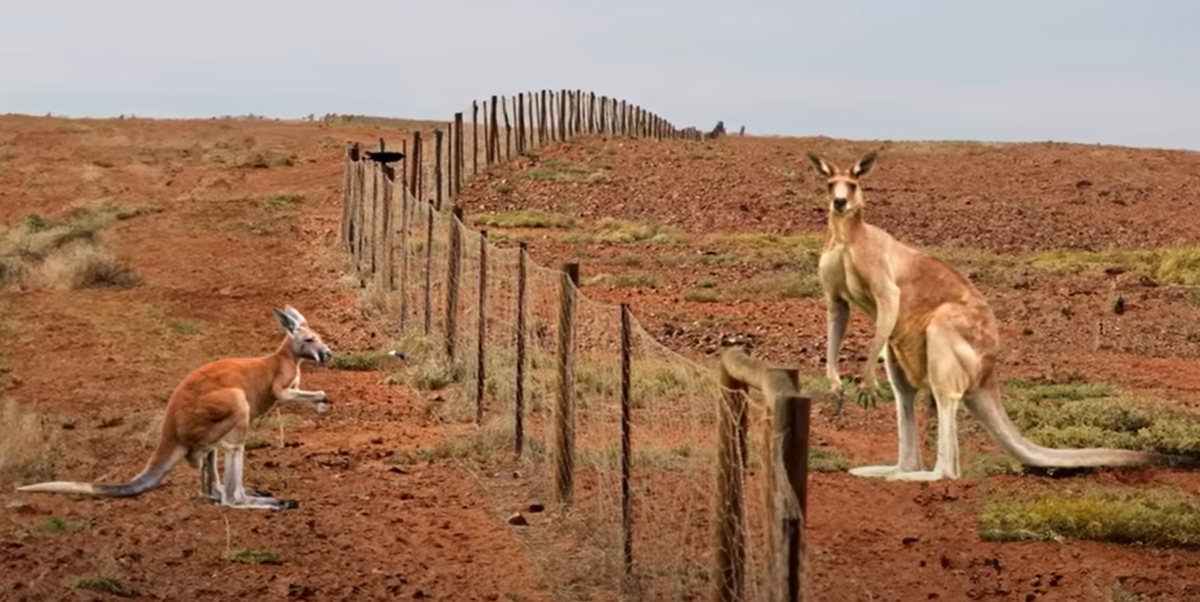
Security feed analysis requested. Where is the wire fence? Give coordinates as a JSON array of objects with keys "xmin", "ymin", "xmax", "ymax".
[{"xmin": 337, "ymin": 89, "xmax": 809, "ymax": 602}]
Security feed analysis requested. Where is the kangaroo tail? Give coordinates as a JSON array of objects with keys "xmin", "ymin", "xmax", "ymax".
[
  {"xmin": 970, "ymin": 383, "xmax": 1199, "ymax": 469},
  {"xmin": 18, "ymin": 438, "xmax": 187, "ymax": 498}
]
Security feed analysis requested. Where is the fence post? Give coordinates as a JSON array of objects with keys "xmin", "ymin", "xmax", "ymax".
[
  {"xmin": 432, "ymin": 130, "xmax": 442, "ymax": 212},
  {"xmin": 399, "ymin": 140, "xmax": 410, "ymax": 330},
  {"xmin": 514, "ymin": 242, "xmax": 528, "ymax": 456},
  {"xmin": 715, "ymin": 369, "xmax": 747, "ymax": 602},
  {"xmin": 516, "ymin": 93, "xmax": 525, "ymax": 155},
  {"xmin": 553, "ymin": 262, "xmax": 580, "ymax": 505},
  {"xmin": 472, "ymin": 101, "xmax": 479, "ymax": 176},
  {"xmin": 558, "ymin": 90, "xmax": 568, "ymax": 141},
  {"xmin": 455, "ymin": 112, "xmax": 464, "ymax": 195},
  {"xmin": 446, "ymin": 120, "xmax": 455, "ymax": 202},
  {"xmin": 445, "ymin": 205, "xmax": 463, "ymax": 362},
  {"xmin": 503, "ymin": 98, "xmax": 512, "ymax": 161},
  {"xmin": 539, "ymin": 90, "xmax": 548, "ymax": 146},
  {"xmin": 490, "ymin": 95, "xmax": 500, "ymax": 162},
  {"xmin": 423, "ymin": 200, "xmax": 433, "ymax": 335},
  {"xmin": 379, "ymin": 155, "xmax": 396, "ymax": 292},
  {"xmin": 475, "ymin": 229, "xmax": 488, "ymax": 425},
  {"xmin": 341, "ymin": 142, "xmax": 358, "ymax": 253},
  {"xmin": 619, "ymin": 302, "xmax": 634, "ymax": 588},
  {"xmin": 779, "ymin": 392, "xmax": 812, "ymax": 602}
]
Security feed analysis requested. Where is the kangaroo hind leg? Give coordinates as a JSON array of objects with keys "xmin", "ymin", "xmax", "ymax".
[
  {"xmin": 886, "ymin": 324, "xmax": 972, "ymax": 482},
  {"xmin": 848, "ymin": 344, "xmax": 924, "ymax": 478}
]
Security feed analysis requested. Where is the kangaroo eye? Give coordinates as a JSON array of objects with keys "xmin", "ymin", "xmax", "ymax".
[{"xmin": 304, "ymin": 337, "xmax": 315, "ymax": 343}]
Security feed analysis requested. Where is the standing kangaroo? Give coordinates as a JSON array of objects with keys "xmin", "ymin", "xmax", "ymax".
[
  {"xmin": 18, "ymin": 306, "xmax": 332, "ymax": 509},
  {"xmin": 809, "ymin": 151, "xmax": 1195, "ymax": 481}
]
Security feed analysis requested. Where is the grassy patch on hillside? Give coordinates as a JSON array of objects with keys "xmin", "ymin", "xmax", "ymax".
[
  {"xmin": 1030, "ymin": 246, "xmax": 1200, "ymax": 285},
  {"xmin": 471, "ymin": 209, "xmax": 578, "ymax": 230},
  {"xmin": 1000, "ymin": 377, "xmax": 1200, "ymax": 457},
  {"xmin": 0, "ymin": 201, "xmax": 156, "ymax": 291},
  {"xmin": 980, "ymin": 483, "xmax": 1200, "ymax": 547}
]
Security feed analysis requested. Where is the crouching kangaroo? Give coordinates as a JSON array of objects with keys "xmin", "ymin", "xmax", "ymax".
[
  {"xmin": 808, "ymin": 151, "xmax": 1197, "ymax": 481},
  {"xmin": 18, "ymin": 306, "xmax": 333, "ymax": 510}
]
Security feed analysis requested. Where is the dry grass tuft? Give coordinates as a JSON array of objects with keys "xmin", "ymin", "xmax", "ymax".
[
  {"xmin": 0, "ymin": 399, "xmax": 56, "ymax": 485},
  {"xmin": 0, "ymin": 202, "xmax": 151, "ymax": 291}
]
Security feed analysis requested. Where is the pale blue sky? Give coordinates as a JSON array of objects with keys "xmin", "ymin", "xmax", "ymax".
[{"xmin": 3, "ymin": 0, "xmax": 1199, "ymax": 150}]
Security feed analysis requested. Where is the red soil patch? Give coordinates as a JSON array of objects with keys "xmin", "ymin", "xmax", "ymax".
[{"xmin": 3, "ymin": 115, "xmax": 1200, "ymax": 601}]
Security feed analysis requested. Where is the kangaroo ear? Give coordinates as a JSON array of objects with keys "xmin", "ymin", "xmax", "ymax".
[
  {"xmin": 283, "ymin": 305, "xmax": 308, "ymax": 326},
  {"xmin": 807, "ymin": 152, "xmax": 835, "ymax": 178},
  {"xmin": 273, "ymin": 308, "xmax": 297, "ymax": 334},
  {"xmin": 851, "ymin": 151, "xmax": 877, "ymax": 179}
]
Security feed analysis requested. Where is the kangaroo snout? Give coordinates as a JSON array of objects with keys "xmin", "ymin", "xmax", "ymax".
[
  {"xmin": 832, "ymin": 198, "xmax": 848, "ymax": 212},
  {"xmin": 316, "ymin": 349, "xmax": 332, "ymax": 365}
]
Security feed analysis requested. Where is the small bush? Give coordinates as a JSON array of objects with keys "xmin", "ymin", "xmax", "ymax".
[
  {"xmin": 69, "ymin": 576, "xmax": 136, "ymax": 598},
  {"xmin": 227, "ymin": 548, "xmax": 282, "ymax": 565},
  {"xmin": 471, "ymin": 210, "xmax": 577, "ymax": 230}
]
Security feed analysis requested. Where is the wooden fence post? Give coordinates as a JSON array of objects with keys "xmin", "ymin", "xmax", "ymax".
[
  {"xmin": 517, "ymin": 93, "xmax": 525, "ymax": 155},
  {"xmin": 558, "ymin": 89, "xmax": 568, "ymax": 141},
  {"xmin": 779, "ymin": 392, "xmax": 812, "ymax": 602},
  {"xmin": 514, "ymin": 242, "xmax": 528, "ymax": 456},
  {"xmin": 423, "ymin": 200, "xmax": 434, "ymax": 335},
  {"xmin": 472, "ymin": 101, "xmax": 479, "ymax": 176},
  {"xmin": 432, "ymin": 130, "xmax": 442, "ymax": 212},
  {"xmin": 502, "ymin": 98, "xmax": 512, "ymax": 162},
  {"xmin": 475, "ymin": 229, "xmax": 488, "ymax": 425},
  {"xmin": 716, "ymin": 346, "xmax": 813, "ymax": 602},
  {"xmin": 489, "ymin": 97, "xmax": 499, "ymax": 166},
  {"xmin": 445, "ymin": 205, "xmax": 464, "ymax": 362},
  {"xmin": 539, "ymin": 90, "xmax": 548, "ymax": 146},
  {"xmin": 455, "ymin": 112, "xmax": 464, "ymax": 196},
  {"xmin": 483, "ymin": 100, "xmax": 492, "ymax": 166},
  {"xmin": 341, "ymin": 142, "xmax": 358, "ymax": 253},
  {"xmin": 715, "ymin": 369, "xmax": 747, "ymax": 602},
  {"xmin": 619, "ymin": 302, "xmax": 634, "ymax": 587},
  {"xmin": 399, "ymin": 140, "xmax": 410, "ymax": 330},
  {"xmin": 553, "ymin": 262, "xmax": 580, "ymax": 504}
]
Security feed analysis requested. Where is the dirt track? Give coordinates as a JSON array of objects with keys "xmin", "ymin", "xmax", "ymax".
[{"xmin": 3, "ymin": 115, "xmax": 1200, "ymax": 601}]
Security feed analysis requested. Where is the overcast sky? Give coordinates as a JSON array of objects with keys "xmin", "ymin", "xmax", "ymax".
[{"xmin": 3, "ymin": 0, "xmax": 1198, "ymax": 150}]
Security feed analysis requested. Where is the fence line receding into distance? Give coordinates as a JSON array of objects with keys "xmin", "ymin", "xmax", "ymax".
[{"xmin": 337, "ymin": 88, "xmax": 812, "ymax": 602}]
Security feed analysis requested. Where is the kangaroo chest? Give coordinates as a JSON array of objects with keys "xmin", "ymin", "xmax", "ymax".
[{"xmin": 820, "ymin": 244, "xmax": 877, "ymax": 317}]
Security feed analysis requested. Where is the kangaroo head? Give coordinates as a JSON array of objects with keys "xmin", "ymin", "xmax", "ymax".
[
  {"xmin": 807, "ymin": 151, "xmax": 877, "ymax": 216},
  {"xmin": 272, "ymin": 306, "xmax": 332, "ymax": 365}
]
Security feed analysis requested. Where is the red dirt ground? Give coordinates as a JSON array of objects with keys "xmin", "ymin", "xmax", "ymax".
[{"xmin": 3, "ymin": 115, "xmax": 1200, "ymax": 601}]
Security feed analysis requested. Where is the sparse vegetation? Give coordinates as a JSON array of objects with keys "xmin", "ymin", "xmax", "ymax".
[
  {"xmin": 227, "ymin": 548, "xmax": 283, "ymax": 565},
  {"xmin": 807, "ymin": 448, "xmax": 850, "ymax": 472},
  {"xmin": 683, "ymin": 288, "xmax": 719, "ymax": 303},
  {"xmin": 69, "ymin": 575, "xmax": 136, "ymax": 598},
  {"xmin": 0, "ymin": 399, "xmax": 55, "ymax": 484},
  {"xmin": 1000, "ymin": 377, "xmax": 1200, "ymax": 456},
  {"xmin": 733, "ymin": 272, "xmax": 822, "ymax": 301},
  {"xmin": 34, "ymin": 517, "xmax": 85, "ymax": 535},
  {"xmin": 330, "ymin": 351, "xmax": 386, "ymax": 372},
  {"xmin": 0, "ymin": 201, "xmax": 154, "ymax": 291},
  {"xmin": 1029, "ymin": 246, "xmax": 1200, "ymax": 285},
  {"xmin": 980, "ymin": 483, "xmax": 1200, "ymax": 547},
  {"xmin": 593, "ymin": 218, "xmax": 676, "ymax": 244},
  {"xmin": 471, "ymin": 209, "xmax": 577, "ymax": 230},
  {"xmin": 265, "ymin": 193, "xmax": 304, "ymax": 211},
  {"xmin": 585, "ymin": 272, "xmax": 659, "ymax": 289},
  {"xmin": 523, "ymin": 158, "xmax": 610, "ymax": 184}
]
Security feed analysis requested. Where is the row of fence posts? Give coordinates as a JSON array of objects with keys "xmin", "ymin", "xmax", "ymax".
[{"xmin": 336, "ymin": 88, "xmax": 811, "ymax": 602}]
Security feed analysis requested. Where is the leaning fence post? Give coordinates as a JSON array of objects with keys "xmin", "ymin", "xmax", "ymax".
[
  {"xmin": 778, "ymin": 390, "xmax": 812, "ymax": 602},
  {"xmin": 553, "ymin": 262, "xmax": 580, "ymax": 505},
  {"xmin": 514, "ymin": 242, "xmax": 528, "ymax": 456}
]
